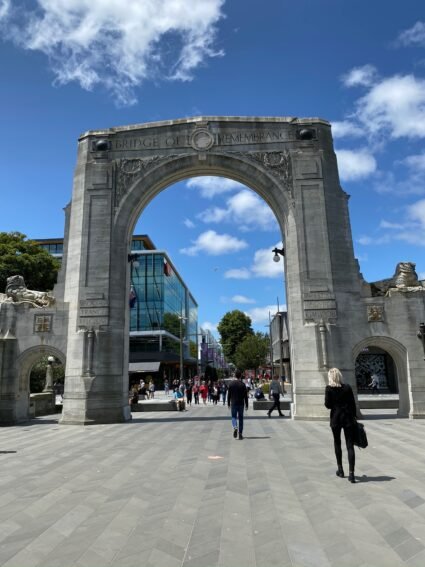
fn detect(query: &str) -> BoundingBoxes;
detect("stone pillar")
[60,138,131,425]
[0,327,19,424]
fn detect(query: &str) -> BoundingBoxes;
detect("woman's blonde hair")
[328,367,343,387]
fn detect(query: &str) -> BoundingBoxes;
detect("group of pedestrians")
[165,377,230,406]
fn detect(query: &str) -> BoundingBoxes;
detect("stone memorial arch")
[60,116,372,424]
[1,116,424,425]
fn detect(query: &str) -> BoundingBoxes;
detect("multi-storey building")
[36,235,198,386]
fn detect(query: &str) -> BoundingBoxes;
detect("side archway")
[353,337,409,417]
[16,346,66,421]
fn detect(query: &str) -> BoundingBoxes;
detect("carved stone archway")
[353,336,409,417]
[60,116,367,424]
[15,345,66,422]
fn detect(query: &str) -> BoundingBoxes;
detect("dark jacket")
[325,383,356,428]
[228,379,248,409]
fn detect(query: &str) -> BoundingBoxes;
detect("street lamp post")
[179,309,188,383]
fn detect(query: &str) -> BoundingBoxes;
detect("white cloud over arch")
[187,177,243,199]
[198,189,277,231]
[335,149,377,182]
[180,230,247,256]
[0,0,225,106]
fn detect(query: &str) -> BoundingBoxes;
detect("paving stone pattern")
[1,406,425,567]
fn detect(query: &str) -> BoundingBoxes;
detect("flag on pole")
[129,285,137,308]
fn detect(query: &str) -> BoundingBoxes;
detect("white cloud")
[379,220,405,230]
[223,242,284,279]
[336,148,377,181]
[183,218,195,228]
[180,230,247,256]
[407,199,425,227]
[198,206,229,223]
[187,177,243,198]
[201,321,218,334]
[251,244,285,278]
[397,21,425,47]
[355,74,425,140]
[244,304,286,326]
[341,64,378,87]
[331,120,364,139]
[0,0,10,20]
[357,199,425,248]
[231,295,256,304]
[403,152,425,172]
[357,234,392,246]
[198,189,277,231]
[224,268,251,279]
[1,0,225,106]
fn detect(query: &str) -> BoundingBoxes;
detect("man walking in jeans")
[228,370,248,440]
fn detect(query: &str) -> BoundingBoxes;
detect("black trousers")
[331,424,355,472]
[268,393,282,415]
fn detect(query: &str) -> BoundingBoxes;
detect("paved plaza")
[1,404,425,567]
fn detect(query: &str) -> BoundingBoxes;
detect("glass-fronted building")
[129,242,198,383]
[35,235,198,385]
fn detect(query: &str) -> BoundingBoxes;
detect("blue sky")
[1,0,425,334]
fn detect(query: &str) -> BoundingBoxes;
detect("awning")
[129,362,161,373]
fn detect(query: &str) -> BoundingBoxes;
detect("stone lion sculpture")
[371,262,424,296]
[1,275,55,308]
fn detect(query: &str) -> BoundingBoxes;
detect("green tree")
[0,232,60,293]
[234,332,269,376]
[217,310,253,363]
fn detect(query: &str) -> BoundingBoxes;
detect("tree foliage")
[217,310,253,363]
[0,232,60,293]
[234,332,269,373]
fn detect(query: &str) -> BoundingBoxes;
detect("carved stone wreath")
[224,150,294,203]
[114,155,183,207]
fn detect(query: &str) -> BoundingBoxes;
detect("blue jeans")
[231,404,245,434]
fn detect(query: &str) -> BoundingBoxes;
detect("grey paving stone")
[2,407,425,567]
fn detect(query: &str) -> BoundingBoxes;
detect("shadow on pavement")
[356,475,396,483]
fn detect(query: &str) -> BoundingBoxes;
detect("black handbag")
[354,421,368,449]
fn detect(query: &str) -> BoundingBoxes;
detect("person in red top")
[199,381,208,405]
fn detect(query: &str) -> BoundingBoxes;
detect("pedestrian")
[129,383,139,406]
[324,368,357,483]
[164,379,169,397]
[173,387,185,411]
[220,380,228,405]
[369,373,379,394]
[199,381,208,405]
[228,369,248,440]
[148,379,155,399]
[207,380,213,403]
[186,380,193,406]
[211,383,219,405]
[193,382,200,404]
[267,376,284,417]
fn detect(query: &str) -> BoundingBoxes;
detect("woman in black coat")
[325,368,357,483]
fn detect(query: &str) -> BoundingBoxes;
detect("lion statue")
[371,262,424,297]
[2,275,55,308]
